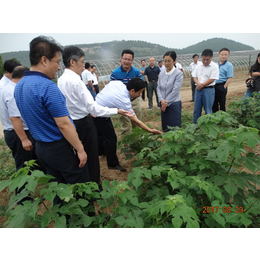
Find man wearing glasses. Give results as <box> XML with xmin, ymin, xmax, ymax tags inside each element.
<box><xmin>110</xmin><ymin>49</ymin><xmax>142</xmax><ymax>137</ymax></box>
<box><xmin>14</xmin><ymin>36</ymin><xmax>90</xmax><ymax>206</ymax></box>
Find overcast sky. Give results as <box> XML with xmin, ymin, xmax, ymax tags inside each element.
<box><xmin>0</xmin><ymin>33</ymin><xmax>260</xmax><ymax>54</ymax></box>
<box><xmin>1</xmin><ymin>0</ymin><xmax>259</xmax><ymax>54</ymax></box>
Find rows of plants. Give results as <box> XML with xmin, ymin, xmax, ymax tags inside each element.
<box><xmin>1</xmin><ymin>102</ymin><xmax>260</xmax><ymax>227</ymax></box>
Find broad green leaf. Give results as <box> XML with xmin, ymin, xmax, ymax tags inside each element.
<box><xmin>54</xmin><ymin>215</ymin><xmax>67</xmax><ymax>228</ymax></box>
<box><xmin>171</xmin><ymin>216</ymin><xmax>183</xmax><ymax>228</ymax></box>
<box><xmin>41</xmin><ymin>211</ymin><xmax>52</xmax><ymax>228</ymax></box>
<box><xmin>212</xmin><ymin>213</ymin><xmax>225</xmax><ymax>227</ymax></box>
<box><xmin>224</xmin><ymin>177</ymin><xmax>238</xmax><ymax>197</ymax></box>
<box><xmin>240</xmin><ymin>213</ymin><xmax>252</xmax><ymax>227</ymax></box>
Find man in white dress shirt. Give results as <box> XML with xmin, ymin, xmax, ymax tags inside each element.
<box><xmin>94</xmin><ymin>77</ymin><xmax>162</xmax><ymax>171</ymax></box>
<box><xmin>193</xmin><ymin>49</ymin><xmax>219</xmax><ymax>124</ymax></box>
<box><xmin>189</xmin><ymin>54</ymin><xmax>202</xmax><ymax>102</ymax></box>
<box><xmin>81</xmin><ymin>62</ymin><xmax>96</xmax><ymax>99</ymax></box>
<box><xmin>58</xmin><ymin>46</ymin><xmax>131</xmax><ymax>179</ymax></box>
<box><xmin>0</xmin><ymin>59</ymin><xmax>21</xmax><ymax>89</ymax></box>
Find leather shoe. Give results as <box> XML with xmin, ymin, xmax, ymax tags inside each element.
<box><xmin>108</xmin><ymin>165</ymin><xmax>127</xmax><ymax>172</ymax></box>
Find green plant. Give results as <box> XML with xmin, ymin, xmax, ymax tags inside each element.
<box><xmin>1</xmin><ymin>112</ymin><xmax>260</xmax><ymax>228</ymax></box>
<box><xmin>0</xmin><ymin>161</ymin><xmax>101</xmax><ymax>228</ymax></box>
<box><xmin>228</xmin><ymin>92</ymin><xmax>260</xmax><ymax>129</ymax></box>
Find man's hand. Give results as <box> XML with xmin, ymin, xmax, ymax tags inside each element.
<box><xmin>77</xmin><ymin>150</ymin><xmax>88</xmax><ymax>168</ymax></box>
<box><xmin>150</xmin><ymin>129</ymin><xmax>162</xmax><ymax>134</ymax></box>
<box><xmin>118</xmin><ymin>109</ymin><xmax>135</xmax><ymax>117</ymax></box>
<box><xmin>22</xmin><ymin>139</ymin><xmax>33</xmax><ymax>151</ymax></box>
<box><xmin>196</xmin><ymin>82</ymin><xmax>204</xmax><ymax>91</ymax></box>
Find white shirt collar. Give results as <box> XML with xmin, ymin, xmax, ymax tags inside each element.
<box><xmin>165</xmin><ymin>66</ymin><xmax>176</xmax><ymax>75</ymax></box>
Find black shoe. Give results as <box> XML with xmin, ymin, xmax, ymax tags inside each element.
<box><xmin>108</xmin><ymin>165</ymin><xmax>127</xmax><ymax>172</ymax></box>
<box><xmin>190</xmin><ymin>100</ymin><xmax>194</xmax><ymax>102</ymax></box>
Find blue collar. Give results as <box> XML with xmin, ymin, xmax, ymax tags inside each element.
<box><xmin>120</xmin><ymin>65</ymin><xmax>133</xmax><ymax>73</ymax></box>
<box><xmin>24</xmin><ymin>71</ymin><xmax>50</xmax><ymax>80</ymax></box>
<box><xmin>218</xmin><ymin>60</ymin><xmax>227</xmax><ymax>67</ymax></box>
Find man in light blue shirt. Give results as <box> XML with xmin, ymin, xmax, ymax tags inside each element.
<box><xmin>213</xmin><ymin>48</ymin><xmax>233</xmax><ymax>112</ymax></box>
<box><xmin>94</xmin><ymin>77</ymin><xmax>161</xmax><ymax>171</ymax></box>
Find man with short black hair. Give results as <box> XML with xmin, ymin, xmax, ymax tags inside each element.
<box><xmin>193</xmin><ymin>49</ymin><xmax>219</xmax><ymax>124</ymax></box>
<box><xmin>82</xmin><ymin>62</ymin><xmax>96</xmax><ymax>98</ymax></box>
<box><xmin>189</xmin><ymin>54</ymin><xmax>202</xmax><ymax>102</ymax></box>
<box><xmin>14</xmin><ymin>36</ymin><xmax>90</xmax><ymax>205</ymax></box>
<box><xmin>212</xmin><ymin>48</ymin><xmax>233</xmax><ymax>112</ymax></box>
<box><xmin>0</xmin><ymin>59</ymin><xmax>21</xmax><ymax>88</ymax></box>
<box><xmin>110</xmin><ymin>49</ymin><xmax>142</xmax><ymax>136</ymax></box>
<box><xmin>94</xmin><ymin>77</ymin><xmax>161</xmax><ymax>171</ymax></box>
<box><xmin>58</xmin><ymin>46</ymin><xmax>131</xmax><ymax>178</ymax></box>
<box><xmin>0</xmin><ymin>65</ymin><xmax>37</xmax><ymax>171</ymax></box>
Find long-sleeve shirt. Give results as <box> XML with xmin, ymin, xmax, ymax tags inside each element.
<box><xmin>157</xmin><ymin>67</ymin><xmax>183</xmax><ymax>106</ymax></box>
<box><xmin>57</xmin><ymin>69</ymin><xmax>117</xmax><ymax>120</ymax></box>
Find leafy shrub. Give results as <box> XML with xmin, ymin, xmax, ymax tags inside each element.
<box><xmin>1</xmin><ymin>112</ymin><xmax>260</xmax><ymax>228</ymax></box>
<box><xmin>228</xmin><ymin>92</ymin><xmax>260</xmax><ymax>129</ymax></box>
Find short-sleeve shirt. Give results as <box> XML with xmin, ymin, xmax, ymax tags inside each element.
<box><xmin>110</xmin><ymin>66</ymin><xmax>142</xmax><ymax>85</ymax></box>
<box><xmin>193</xmin><ymin>61</ymin><xmax>219</xmax><ymax>86</ymax></box>
<box><xmin>0</xmin><ymin>81</ymin><xmax>28</xmax><ymax>131</ymax></box>
<box><xmin>144</xmin><ymin>66</ymin><xmax>160</xmax><ymax>82</ymax></box>
<box><xmin>14</xmin><ymin>71</ymin><xmax>72</xmax><ymax>142</ymax></box>
<box><xmin>216</xmin><ymin>60</ymin><xmax>234</xmax><ymax>84</ymax></box>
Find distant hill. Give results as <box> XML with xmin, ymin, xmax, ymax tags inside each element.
<box><xmin>178</xmin><ymin>37</ymin><xmax>255</xmax><ymax>54</ymax></box>
<box><xmin>0</xmin><ymin>37</ymin><xmax>255</xmax><ymax>67</ymax></box>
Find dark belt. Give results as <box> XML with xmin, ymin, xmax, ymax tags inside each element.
<box><xmin>215</xmin><ymin>82</ymin><xmax>226</xmax><ymax>86</ymax></box>
<box><xmin>203</xmin><ymin>86</ymin><xmax>214</xmax><ymax>89</ymax></box>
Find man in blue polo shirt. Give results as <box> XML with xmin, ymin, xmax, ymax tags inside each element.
<box><xmin>212</xmin><ymin>48</ymin><xmax>233</xmax><ymax>112</ymax></box>
<box><xmin>14</xmin><ymin>36</ymin><xmax>90</xmax><ymax>205</ymax></box>
<box><xmin>110</xmin><ymin>49</ymin><xmax>142</xmax><ymax>137</ymax></box>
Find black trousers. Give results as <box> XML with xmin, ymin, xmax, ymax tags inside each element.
<box><xmin>73</xmin><ymin>115</ymin><xmax>100</xmax><ymax>184</ymax></box>
<box><xmin>4</xmin><ymin>129</ymin><xmax>38</xmax><ymax>171</ymax></box>
<box><xmin>93</xmin><ymin>117</ymin><xmax>119</xmax><ymax>167</ymax></box>
<box><xmin>213</xmin><ymin>82</ymin><xmax>227</xmax><ymax>112</ymax></box>
<box><xmin>191</xmin><ymin>77</ymin><xmax>196</xmax><ymax>101</ymax></box>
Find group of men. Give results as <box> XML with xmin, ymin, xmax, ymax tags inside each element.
<box><xmin>0</xmin><ymin>36</ymin><xmax>161</xmax><ymax>206</ymax></box>
<box><xmin>189</xmin><ymin>48</ymin><xmax>234</xmax><ymax>123</ymax></box>
<box><xmin>136</xmin><ymin>47</ymin><xmax>233</xmax><ymax>125</ymax></box>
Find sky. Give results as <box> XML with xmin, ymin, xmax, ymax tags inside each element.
<box><xmin>1</xmin><ymin>0</ymin><xmax>260</xmax><ymax>54</ymax></box>
<box><xmin>0</xmin><ymin>33</ymin><xmax>260</xmax><ymax>54</ymax></box>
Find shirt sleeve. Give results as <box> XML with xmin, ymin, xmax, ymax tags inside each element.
<box><xmin>77</xmin><ymin>81</ymin><xmax>118</xmax><ymax>117</ymax></box>
<box><xmin>166</xmin><ymin>72</ymin><xmax>183</xmax><ymax>104</ymax></box>
<box><xmin>44</xmin><ymin>82</ymin><xmax>70</xmax><ymax>118</ymax></box>
<box><xmin>227</xmin><ymin>63</ymin><xmax>234</xmax><ymax>78</ymax></box>
<box><xmin>157</xmin><ymin>74</ymin><xmax>163</xmax><ymax>102</ymax></box>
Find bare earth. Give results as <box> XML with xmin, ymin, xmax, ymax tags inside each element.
<box><xmin>0</xmin><ymin>70</ymin><xmax>249</xmax><ymax>183</ymax></box>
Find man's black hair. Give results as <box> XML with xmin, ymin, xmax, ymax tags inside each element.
<box><xmin>85</xmin><ymin>62</ymin><xmax>90</xmax><ymax>69</ymax></box>
<box><xmin>192</xmin><ymin>54</ymin><xmax>199</xmax><ymax>59</ymax></box>
<box><xmin>202</xmin><ymin>49</ymin><xmax>213</xmax><ymax>57</ymax></box>
<box><xmin>12</xmin><ymin>66</ymin><xmax>30</xmax><ymax>79</ymax></box>
<box><xmin>3</xmin><ymin>59</ymin><xmax>21</xmax><ymax>73</ymax></box>
<box><xmin>121</xmin><ymin>49</ymin><xmax>134</xmax><ymax>59</ymax></box>
<box><xmin>29</xmin><ymin>35</ymin><xmax>63</xmax><ymax>66</ymax></box>
<box><xmin>219</xmin><ymin>48</ymin><xmax>230</xmax><ymax>53</ymax></box>
<box><xmin>126</xmin><ymin>77</ymin><xmax>145</xmax><ymax>92</ymax></box>
<box><xmin>62</xmin><ymin>46</ymin><xmax>85</xmax><ymax>68</ymax></box>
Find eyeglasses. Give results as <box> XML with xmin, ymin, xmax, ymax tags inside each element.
<box><xmin>121</xmin><ymin>58</ymin><xmax>133</xmax><ymax>62</ymax></box>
